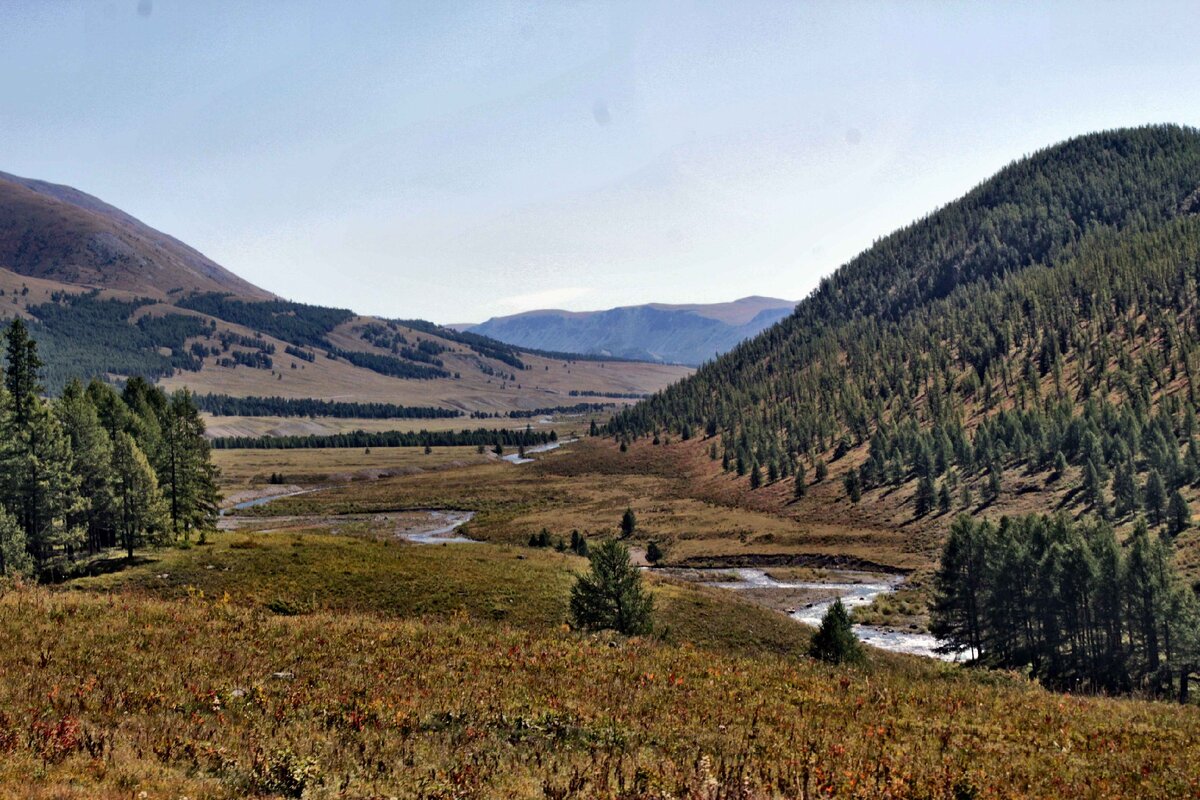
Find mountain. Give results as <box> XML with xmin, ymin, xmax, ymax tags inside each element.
<box><xmin>0</xmin><ymin>171</ymin><xmax>271</xmax><ymax>299</ymax></box>
<box><xmin>609</xmin><ymin>124</ymin><xmax>1200</xmax><ymax>576</ymax></box>
<box><xmin>467</xmin><ymin>296</ymin><xmax>796</xmax><ymax>365</ymax></box>
<box><xmin>0</xmin><ymin>173</ymin><xmax>690</xmax><ymax>410</ymax></box>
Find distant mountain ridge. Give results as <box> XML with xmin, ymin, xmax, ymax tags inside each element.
<box><xmin>467</xmin><ymin>296</ymin><xmax>796</xmax><ymax>365</ymax></box>
<box><xmin>0</xmin><ymin>170</ymin><xmax>691</xmax><ymax>408</ymax></box>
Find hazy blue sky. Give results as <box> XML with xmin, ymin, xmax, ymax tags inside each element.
<box><xmin>2</xmin><ymin>1</ymin><xmax>1200</xmax><ymax>322</ymax></box>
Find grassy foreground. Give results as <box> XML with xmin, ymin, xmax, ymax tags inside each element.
<box><xmin>70</xmin><ymin>531</ymin><xmax>812</xmax><ymax>658</ymax></box>
<box><xmin>2</xmin><ymin>584</ymin><xmax>1198</xmax><ymax>799</ymax></box>
<box><xmin>0</xmin><ymin>527</ymin><xmax>1192</xmax><ymax>798</ymax></box>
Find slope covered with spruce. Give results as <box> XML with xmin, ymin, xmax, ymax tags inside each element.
<box><xmin>609</xmin><ymin>125</ymin><xmax>1200</xmax><ymax>564</ymax></box>
<box><xmin>468</xmin><ymin>296</ymin><xmax>795</xmax><ymax>365</ymax></box>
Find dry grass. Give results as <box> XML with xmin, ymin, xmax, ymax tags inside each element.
<box><xmin>203</xmin><ymin>412</ymin><xmax>593</xmax><ymax>439</ymax></box>
<box><xmin>3</xmin><ymin>583</ymin><xmax>1197</xmax><ymax>798</ymax></box>
<box><xmin>212</xmin><ymin>445</ymin><xmax>494</xmax><ymax>488</ymax></box>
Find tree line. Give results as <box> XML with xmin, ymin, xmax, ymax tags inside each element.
<box><xmin>0</xmin><ymin>320</ymin><xmax>220</xmax><ymax>577</ymax></box>
<box><xmin>211</xmin><ymin>427</ymin><xmax>557</xmax><ymax>450</ymax></box>
<box><xmin>193</xmin><ymin>393</ymin><xmax>462</xmax><ymax>420</ymax></box>
<box><xmin>932</xmin><ymin>513</ymin><xmax>1198</xmax><ymax>700</ymax></box>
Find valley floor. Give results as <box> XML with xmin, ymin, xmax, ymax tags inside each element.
<box><xmin>5</xmin><ymin>436</ymin><xmax>1200</xmax><ymax>797</ymax></box>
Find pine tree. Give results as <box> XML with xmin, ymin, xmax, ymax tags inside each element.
<box><xmin>808</xmin><ymin>599</ymin><xmax>864</xmax><ymax>665</ymax></box>
<box><xmin>111</xmin><ymin>432</ymin><xmax>168</xmax><ymax>559</ymax></box>
<box><xmin>1052</xmin><ymin>450</ymin><xmax>1068</xmax><ymax>482</ymax></box>
<box><xmin>0</xmin><ymin>398</ymin><xmax>83</xmax><ymax>572</ymax></box>
<box><xmin>1113</xmin><ymin>461</ymin><xmax>1140</xmax><ymax>518</ymax></box>
<box><xmin>750</xmin><ymin>461</ymin><xmax>763</xmax><ymax>489</ymax></box>
<box><xmin>1145</xmin><ymin>470</ymin><xmax>1168</xmax><ymax>526</ymax></box>
<box><xmin>938</xmin><ymin>481</ymin><xmax>953</xmax><ymax>514</ymax></box>
<box><xmin>158</xmin><ymin>391</ymin><xmax>219</xmax><ymax>541</ymax></box>
<box><xmin>1082</xmin><ymin>459</ymin><xmax>1110</xmax><ymax>519</ymax></box>
<box><xmin>793</xmin><ymin>463</ymin><xmax>807</xmax><ymax>500</ymax></box>
<box><xmin>931</xmin><ymin>515</ymin><xmax>992</xmax><ymax>657</ymax></box>
<box><xmin>1167</xmin><ymin>490</ymin><xmax>1191</xmax><ymax>537</ymax></box>
<box><xmin>645</xmin><ymin>540</ymin><xmax>663</xmax><ymax>564</ymax></box>
<box><xmin>569</xmin><ymin>539</ymin><xmax>653</xmax><ymax>635</ymax></box>
<box><xmin>620</xmin><ymin>507</ymin><xmax>637</xmax><ymax>538</ymax></box>
<box><xmin>915</xmin><ymin>474</ymin><xmax>936</xmax><ymax>517</ymax></box>
<box><xmin>843</xmin><ymin>469</ymin><xmax>862</xmax><ymax>503</ymax></box>
<box><xmin>815</xmin><ymin>459</ymin><xmax>829</xmax><ymax>482</ymax></box>
<box><xmin>985</xmin><ymin>462</ymin><xmax>1003</xmax><ymax>503</ymax></box>
<box><xmin>57</xmin><ymin>380</ymin><xmax>115</xmax><ymax>553</ymax></box>
<box><xmin>0</xmin><ymin>507</ymin><xmax>31</xmax><ymax>577</ymax></box>
<box><xmin>3</xmin><ymin>318</ymin><xmax>41</xmax><ymax>429</ymax></box>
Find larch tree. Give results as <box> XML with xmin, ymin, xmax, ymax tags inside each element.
<box><xmin>111</xmin><ymin>432</ymin><xmax>168</xmax><ymax>560</ymax></box>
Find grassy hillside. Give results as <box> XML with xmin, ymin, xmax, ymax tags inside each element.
<box><xmin>0</xmin><ymin>271</ymin><xmax>689</xmax><ymax>408</ymax></box>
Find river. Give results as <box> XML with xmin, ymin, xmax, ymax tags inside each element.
<box><xmin>657</xmin><ymin>566</ymin><xmax>965</xmax><ymax>661</ymax></box>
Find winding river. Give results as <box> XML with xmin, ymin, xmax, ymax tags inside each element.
<box><xmin>659</xmin><ymin>567</ymin><xmax>965</xmax><ymax>661</ymax></box>
<box><xmin>502</xmin><ymin>438</ymin><xmax>578</xmax><ymax>464</ymax></box>
<box><xmin>220</xmin><ymin>470</ymin><xmax>961</xmax><ymax>660</ymax></box>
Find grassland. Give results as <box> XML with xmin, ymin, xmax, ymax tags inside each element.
<box><xmin>3</xmin><ymin>439</ymin><xmax>1198</xmax><ymax>797</ymax></box>
<box><xmin>6</xmin><ymin>579</ymin><xmax>1199</xmax><ymax>798</ymax></box>
<box><xmin>212</xmin><ymin>445</ymin><xmax>494</xmax><ymax>489</ymax></box>
<box><xmin>202</xmin><ymin>411</ymin><xmax>592</xmax><ymax>440</ymax></box>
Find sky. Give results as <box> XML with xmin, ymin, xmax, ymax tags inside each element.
<box><xmin>2</xmin><ymin>2</ymin><xmax>1200</xmax><ymax>324</ymax></box>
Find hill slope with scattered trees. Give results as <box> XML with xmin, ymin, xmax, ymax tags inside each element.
<box><xmin>607</xmin><ymin>125</ymin><xmax>1200</xmax><ymax>695</ymax></box>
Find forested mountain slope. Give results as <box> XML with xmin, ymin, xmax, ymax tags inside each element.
<box><xmin>609</xmin><ymin>125</ymin><xmax>1200</xmax><ymax>559</ymax></box>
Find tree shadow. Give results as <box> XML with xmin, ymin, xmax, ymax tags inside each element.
<box><xmin>46</xmin><ymin>554</ymin><xmax>160</xmax><ymax>584</ymax></box>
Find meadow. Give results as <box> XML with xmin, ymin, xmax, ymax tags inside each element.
<box><xmin>3</xmin><ymin>437</ymin><xmax>1195</xmax><ymax>798</ymax></box>
<box><xmin>6</xmin><ymin>577</ymin><xmax>1200</xmax><ymax>799</ymax></box>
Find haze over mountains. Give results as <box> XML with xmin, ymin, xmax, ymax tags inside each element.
<box><xmin>467</xmin><ymin>296</ymin><xmax>796</xmax><ymax>366</ymax></box>
<box><xmin>0</xmin><ymin>170</ymin><xmax>689</xmax><ymax>411</ymax></box>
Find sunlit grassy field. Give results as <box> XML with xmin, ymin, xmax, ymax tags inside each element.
<box><xmin>203</xmin><ymin>412</ymin><xmax>596</xmax><ymax>440</ymax></box>
<box><xmin>213</xmin><ymin>445</ymin><xmax>492</xmax><ymax>488</ymax></box>
<box><xmin>6</xmin><ymin>577</ymin><xmax>1199</xmax><ymax>798</ymax></box>
<box><xmin>7</xmin><ymin>438</ymin><xmax>1194</xmax><ymax>797</ymax></box>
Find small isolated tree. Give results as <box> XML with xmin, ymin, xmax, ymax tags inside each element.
<box><xmin>794</xmin><ymin>464</ymin><xmax>807</xmax><ymax>500</ymax></box>
<box><xmin>645</xmin><ymin>540</ymin><xmax>663</xmax><ymax>564</ymax></box>
<box><xmin>843</xmin><ymin>469</ymin><xmax>862</xmax><ymax>503</ymax></box>
<box><xmin>749</xmin><ymin>462</ymin><xmax>763</xmax><ymax>490</ymax></box>
<box><xmin>808</xmin><ymin>598</ymin><xmax>864</xmax><ymax>665</ymax></box>
<box><xmin>569</xmin><ymin>539</ymin><xmax>653</xmax><ymax>635</ymax></box>
<box><xmin>815</xmin><ymin>459</ymin><xmax>829</xmax><ymax>482</ymax></box>
<box><xmin>620</xmin><ymin>507</ymin><xmax>637</xmax><ymax>538</ymax></box>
